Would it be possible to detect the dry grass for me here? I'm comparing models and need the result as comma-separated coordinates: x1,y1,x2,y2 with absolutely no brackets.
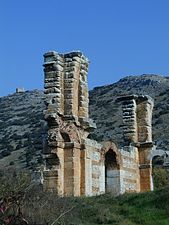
1,170,169,225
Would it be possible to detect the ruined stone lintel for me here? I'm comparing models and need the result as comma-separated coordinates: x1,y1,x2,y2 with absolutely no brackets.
137,95,154,105
134,141,155,148
44,141,82,150
64,142,81,149
139,164,151,169
47,141,65,148
117,94,154,103
43,56,64,63
117,95,138,102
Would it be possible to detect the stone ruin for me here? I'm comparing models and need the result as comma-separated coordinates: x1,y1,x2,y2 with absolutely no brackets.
42,50,156,196
16,87,25,93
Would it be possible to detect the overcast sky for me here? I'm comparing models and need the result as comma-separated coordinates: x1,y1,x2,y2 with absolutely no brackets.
0,0,169,96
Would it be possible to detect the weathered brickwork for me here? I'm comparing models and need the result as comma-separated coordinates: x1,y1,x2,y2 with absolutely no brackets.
43,51,103,196
118,95,154,193
43,51,156,196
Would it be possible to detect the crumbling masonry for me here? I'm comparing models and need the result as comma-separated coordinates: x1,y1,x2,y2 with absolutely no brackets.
43,51,155,196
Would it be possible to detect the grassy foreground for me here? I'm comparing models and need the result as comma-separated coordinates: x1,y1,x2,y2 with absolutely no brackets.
22,186,169,225
1,171,169,225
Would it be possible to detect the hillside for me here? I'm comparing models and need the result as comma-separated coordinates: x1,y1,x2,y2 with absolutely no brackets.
89,74,169,148
0,74,169,170
0,90,45,170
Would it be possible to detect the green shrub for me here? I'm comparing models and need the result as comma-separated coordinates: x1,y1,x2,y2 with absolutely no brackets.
153,167,169,189
0,170,31,225
1,149,11,157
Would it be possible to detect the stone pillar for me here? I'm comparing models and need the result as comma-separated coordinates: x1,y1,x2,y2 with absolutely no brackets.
64,146,73,195
137,96,154,142
72,145,81,196
43,51,64,116
79,56,89,118
80,150,86,195
118,95,155,193
43,51,65,193
63,52,89,119
137,96,154,192
118,95,154,145
64,143,81,196
44,51,90,120
64,53,80,117
139,143,153,191
119,96,138,144
43,50,100,197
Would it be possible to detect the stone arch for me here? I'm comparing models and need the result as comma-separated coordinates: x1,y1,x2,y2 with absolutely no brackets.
102,141,121,195
150,150,166,190
102,141,122,167
105,150,120,170
60,122,81,143
148,149,165,161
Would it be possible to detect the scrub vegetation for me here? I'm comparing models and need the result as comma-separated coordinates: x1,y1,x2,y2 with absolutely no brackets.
0,169,169,225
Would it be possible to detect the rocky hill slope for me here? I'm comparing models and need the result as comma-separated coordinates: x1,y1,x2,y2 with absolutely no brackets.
0,90,45,170
89,74,169,148
0,74,169,170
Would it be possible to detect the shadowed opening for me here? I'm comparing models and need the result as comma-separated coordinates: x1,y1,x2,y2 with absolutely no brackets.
105,149,120,195
61,132,71,142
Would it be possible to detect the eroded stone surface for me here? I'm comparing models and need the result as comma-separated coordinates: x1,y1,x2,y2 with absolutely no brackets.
43,51,104,196
43,51,156,196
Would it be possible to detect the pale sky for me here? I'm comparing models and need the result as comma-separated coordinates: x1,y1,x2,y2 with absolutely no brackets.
0,0,169,96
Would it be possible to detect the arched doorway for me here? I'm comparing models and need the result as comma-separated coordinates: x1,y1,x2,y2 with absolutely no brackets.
105,149,120,194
